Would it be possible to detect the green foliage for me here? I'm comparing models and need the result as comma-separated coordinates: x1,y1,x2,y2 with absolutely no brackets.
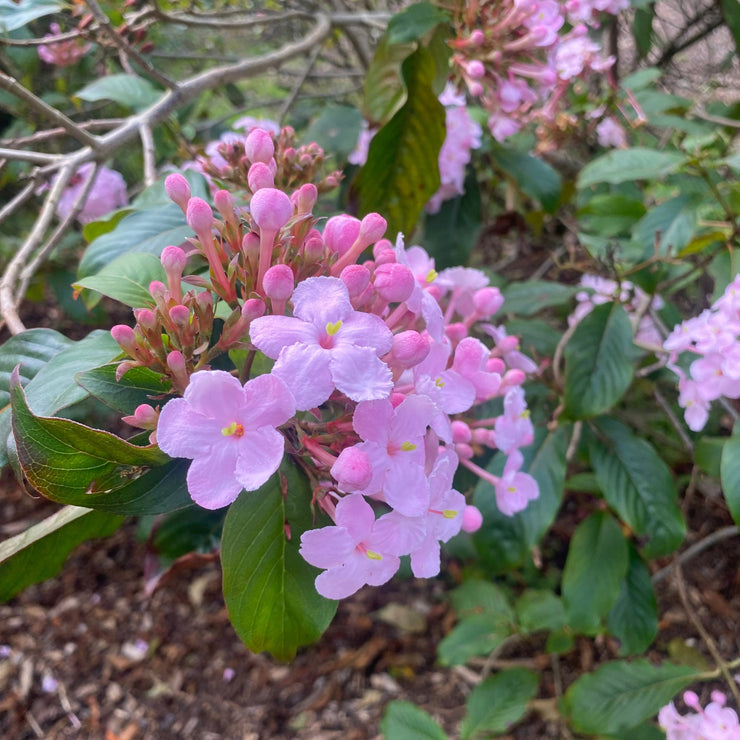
75,74,162,111
0,0,60,32
303,105,364,160
578,149,686,188
381,701,447,740
0,505,123,602
75,364,171,415
221,460,337,660
386,2,449,44
720,433,740,527
489,144,562,213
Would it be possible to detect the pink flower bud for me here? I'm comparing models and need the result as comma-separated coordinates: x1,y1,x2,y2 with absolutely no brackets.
149,280,167,300
468,81,484,97
391,330,430,368
133,308,157,331
323,215,360,256
263,264,294,301
461,505,483,533
473,287,504,317
248,162,274,192
186,197,214,235
294,183,317,214
445,322,468,343
456,442,474,459
487,357,506,374
123,403,159,429
358,213,387,245
497,335,520,353
372,239,393,258
169,304,191,327
161,245,187,275
340,264,370,297
213,189,235,221
111,324,137,354
242,232,260,262
242,297,266,321
373,247,396,266
302,233,325,263
245,128,275,164
330,446,373,492
374,263,414,302
196,291,213,312
164,173,191,213
469,30,484,46
250,188,293,232
503,369,526,387
466,60,485,79
451,420,472,444
167,349,186,372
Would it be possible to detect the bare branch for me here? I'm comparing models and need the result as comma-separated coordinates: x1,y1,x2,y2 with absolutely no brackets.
0,120,124,148
0,148,62,164
139,123,156,187
0,182,37,225
0,74,100,150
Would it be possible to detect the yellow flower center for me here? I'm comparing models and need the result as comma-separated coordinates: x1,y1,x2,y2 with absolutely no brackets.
400,441,417,452
442,509,458,519
325,320,343,336
221,421,244,438
365,550,382,561
425,269,438,283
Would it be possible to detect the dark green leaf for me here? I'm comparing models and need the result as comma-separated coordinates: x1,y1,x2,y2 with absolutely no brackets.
387,2,449,44
78,203,191,279
578,149,685,189
460,668,538,740
381,700,448,740
356,46,446,240
152,506,225,560
721,434,740,527
361,35,416,126
438,613,513,666
515,589,566,634
632,195,699,256
563,659,699,735
75,364,171,415
490,144,562,213
0,505,123,601
607,545,658,656
578,194,647,238
74,252,165,309
75,74,161,110
563,303,636,419
451,579,514,617
633,6,654,59
695,436,726,479
221,460,337,660
422,171,481,270
501,281,577,316
473,425,569,572
562,512,629,633
720,0,740,52
589,417,685,559
0,0,60,32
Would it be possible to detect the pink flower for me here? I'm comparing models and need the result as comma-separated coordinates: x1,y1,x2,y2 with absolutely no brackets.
299,494,401,599
38,23,91,67
493,387,534,453
56,163,128,224
596,116,627,148
249,276,393,409
156,370,295,509
495,450,539,516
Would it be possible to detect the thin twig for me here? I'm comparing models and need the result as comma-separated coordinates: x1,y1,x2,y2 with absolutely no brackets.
0,119,124,147
654,387,694,453
139,123,156,187
0,181,37,224
0,148,62,164
0,74,99,150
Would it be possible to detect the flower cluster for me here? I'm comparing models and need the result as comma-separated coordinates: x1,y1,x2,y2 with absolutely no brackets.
350,85,483,214
659,690,740,739
55,163,129,224
568,273,664,346
664,275,740,431
38,23,91,68
448,0,626,147
111,126,539,600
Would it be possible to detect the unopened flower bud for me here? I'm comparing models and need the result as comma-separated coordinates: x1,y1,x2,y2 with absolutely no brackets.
391,330,430,368
248,162,274,192
186,197,214,239
213,189,235,222
111,324,137,354
149,280,167,300
340,264,370,297
323,215,360,256
302,233,325,263
445,322,468,343
358,213,387,245
330,446,372,492
263,264,294,301
244,128,274,164
169,304,191,327
242,232,260,262
242,297,266,322
133,308,157,331
466,60,485,79
451,420,472,444
473,287,504,317
487,357,506,374
161,245,187,275
469,30,484,46
502,368,526,387
294,183,317,215
374,263,414,302
196,291,213,312
461,505,483,533
122,403,159,429
250,188,293,232
373,247,396,266
164,173,190,213
455,442,474,460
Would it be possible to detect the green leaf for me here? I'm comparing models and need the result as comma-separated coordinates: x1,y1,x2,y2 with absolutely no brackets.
422,171,481,270
152,506,225,560
589,417,685,559
438,613,513,667
387,2,449,44
720,0,740,53
74,364,171,415
515,589,566,634
10,373,190,515
75,73,161,110
451,579,514,616
632,5,654,59
563,303,636,419
578,148,686,189
0,505,123,601
303,105,363,160
721,434,740,527
501,281,577,316
356,45,446,240
0,328,72,411
607,545,658,656
75,252,165,308
632,195,699,256
563,659,700,735
381,700,447,740
578,194,647,238
78,203,191,279
473,425,569,572
695,436,726,479
490,144,562,213
221,460,337,660
562,512,629,633
460,668,538,740
0,0,61,32
362,34,417,126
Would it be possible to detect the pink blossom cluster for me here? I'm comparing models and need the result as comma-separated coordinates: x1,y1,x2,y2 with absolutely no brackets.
54,163,129,224
664,275,740,432
568,274,664,346
111,126,540,600
38,23,91,67
449,0,619,144
659,690,740,739
350,85,482,214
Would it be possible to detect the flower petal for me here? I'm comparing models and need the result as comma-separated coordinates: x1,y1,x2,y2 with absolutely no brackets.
186,444,243,509
299,526,355,569
329,345,393,402
249,315,318,358
291,276,353,326
233,427,285,491
183,369,245,420
272,343,333,410
157,398,220,458
242,373,295,428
